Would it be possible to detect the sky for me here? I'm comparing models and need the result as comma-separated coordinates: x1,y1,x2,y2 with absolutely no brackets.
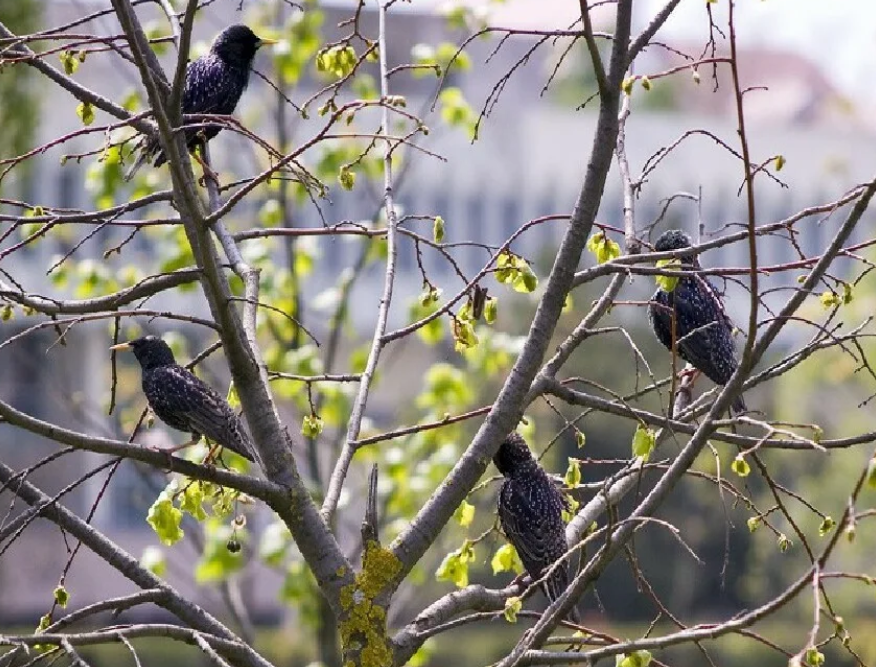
639,0,876,102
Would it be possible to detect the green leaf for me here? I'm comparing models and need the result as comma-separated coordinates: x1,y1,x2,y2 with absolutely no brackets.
491,543,524,575
37,613,51,632
302,413,323,438
140,546,167,576
820,291,840,309
503,596,522,623
631,423,656,461
730,454,750,477
513,265,538,293
76,101,94,126
435,549,468,588
777,533,791,552
747,516,761,533
804,647,824,667
316,44,357,79
433,215,445,243
451,317,479,353
338,165,356,190
774,155,786,171
640,75,652,91
147,493,184,546
483,297,497,324
818,516,835,537
867,457,876,489
617,650,652,667
655,258,681,292
59,50,79,75
575,430,586,448
586,232,621,264
455,499,475,527
53,585,69,608
842,282,854,304
180,481,208,521
564,458,582,488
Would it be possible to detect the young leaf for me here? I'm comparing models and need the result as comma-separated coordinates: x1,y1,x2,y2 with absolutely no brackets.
777,533,791,552
655,258,681,292
436,549,469,588
617,650,653,667
564,458,582,488
180,481,208,521
53,585,69,608
587,232,621,264
147,495,184,546
631,424,656,461
302,413,323,438
491,543,524,575
76,101,94,126
483,297,498,324
433,215,445,243
504,596,522,623
455,499,475,527
803,647,824,667
730,454,750,477
59,50,79,75
818,516,835,537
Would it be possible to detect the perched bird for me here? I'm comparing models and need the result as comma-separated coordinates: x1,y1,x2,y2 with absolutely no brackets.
648,229,746,413
125,24,276,180
494,432,578,622
111,336,255,462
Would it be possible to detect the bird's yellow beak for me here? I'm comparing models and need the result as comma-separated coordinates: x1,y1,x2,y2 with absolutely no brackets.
258,36,278,47
110,342,132,351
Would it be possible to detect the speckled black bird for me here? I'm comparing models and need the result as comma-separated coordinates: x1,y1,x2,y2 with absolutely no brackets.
648,229,746,413
125,24,275,180
494,432,578,622
111,336,255,462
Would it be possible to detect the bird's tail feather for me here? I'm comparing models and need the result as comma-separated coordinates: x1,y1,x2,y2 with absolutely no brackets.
124,136,157,181
544,565,581,625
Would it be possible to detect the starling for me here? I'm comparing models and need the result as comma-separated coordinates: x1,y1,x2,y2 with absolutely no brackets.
111,336,255,462
494,432,579,622
648,229,746,413
125,24,276,180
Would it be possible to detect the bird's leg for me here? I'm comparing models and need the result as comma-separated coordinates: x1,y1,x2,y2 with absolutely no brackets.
194,151,220,188
156,433,202,456
679,366,701,383
201,441,221,465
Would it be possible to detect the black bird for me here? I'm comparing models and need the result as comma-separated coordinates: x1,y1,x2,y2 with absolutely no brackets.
125,24,276,180
111,336,255,462
648,229,746,413
494,432,578,622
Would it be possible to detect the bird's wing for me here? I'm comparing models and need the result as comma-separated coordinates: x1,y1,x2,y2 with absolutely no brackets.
498,476,570,589
673,279,738,383
182,55,243,116
152,366,254,460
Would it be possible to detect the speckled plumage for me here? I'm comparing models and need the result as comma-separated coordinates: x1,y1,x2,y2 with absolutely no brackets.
126,24,269,179
648,230,746,413
495,432,578,621
114,336,254,461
